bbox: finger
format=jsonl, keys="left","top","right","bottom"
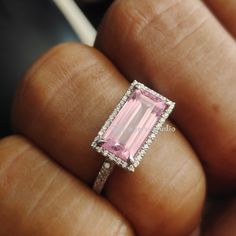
{"left": 12, "top": 42, "right": 206, "bottom": 236}
{"left": 189, "top": 227, "right": 200, "bottom": 236}
{"left": 203, "top": 197, "right": 236, "bottom": 236}
{"left": 204, "top": 0, "right": 236, "bottom": 38}
{"left": 95, "top": 0, "right": 236, "bottom": 192}
{"left": 0, "top": 135, "right": 133, "bottom": 236}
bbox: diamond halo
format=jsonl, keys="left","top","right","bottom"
{"left": 91, "top": 80, "right": 175, "bottom": 172}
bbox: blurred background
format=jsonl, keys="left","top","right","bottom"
{"left": 0, "top": 0, "right": 113, "bottom": 138}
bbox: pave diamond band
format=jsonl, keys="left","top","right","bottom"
{"left": 92, "top": 80, "right": 175, "bottom": 193}
{"left": 93, "top": 159, "right": 115, "bottom": 194}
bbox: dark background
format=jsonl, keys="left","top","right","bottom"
{"left": 0, "top": 0, "right": 112, "bottom": 138}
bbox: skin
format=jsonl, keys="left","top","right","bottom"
{"left": 0, "top": 0, "right": 235, "bottom": 235}
{"left": 204, "top": 0, "right": 236, "bottom": 38}
{"left": 0, "top": 135, "right": 133, "bottom": 236}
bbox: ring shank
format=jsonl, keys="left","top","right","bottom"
{"left": 93, "top": 159, "right": 115, "bottom": 194}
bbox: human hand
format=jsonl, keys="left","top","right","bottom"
{"left": 0, "top": 0, "right": 236, "bottom": 235}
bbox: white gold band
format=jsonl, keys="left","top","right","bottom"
{"left": 93, "top": 159, "right": 115, "bottom": 194}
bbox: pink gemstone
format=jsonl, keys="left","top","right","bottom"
{"left": 101, "top": 88, "right": 167, "bottom": 161}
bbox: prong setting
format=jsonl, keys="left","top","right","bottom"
{"left": 128, "top": 156, "right": 135, "bottom": 165}
{"left": 95, "top": 138, "right": 106, "bottom": 146}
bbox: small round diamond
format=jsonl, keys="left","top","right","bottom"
{"left": 147, "top": 139, "right": 152, "bottom": 144}
{"left": 104, "top": 162, "right": 111, "bottom": 169}
{"left": 103, "top": 150, "right": 108, "bottom": 156}
{"left": 151, "top": 133, "right": 156, "bottom": 138}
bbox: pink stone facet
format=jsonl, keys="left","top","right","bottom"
{"left": 101, "top": 88, "right": 168, "bottom": 161}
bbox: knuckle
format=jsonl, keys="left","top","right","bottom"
{"left": 21, "top": 42, "right": 92, "bottom": 90}
{"left": 16, "top": 42, "right": 108, "bottom": 103}
{"left": 12, "top": 42, "right": 106, "bottom": 130}
{"left": 12, "top": 40, "right": 124, "bottom": 142}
